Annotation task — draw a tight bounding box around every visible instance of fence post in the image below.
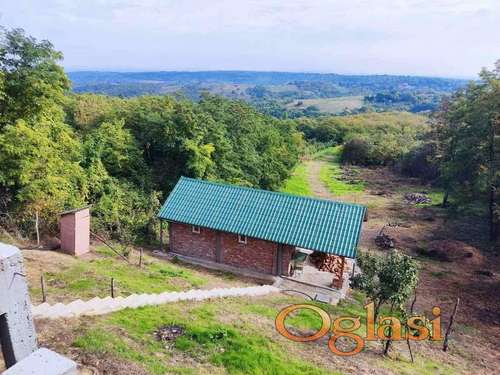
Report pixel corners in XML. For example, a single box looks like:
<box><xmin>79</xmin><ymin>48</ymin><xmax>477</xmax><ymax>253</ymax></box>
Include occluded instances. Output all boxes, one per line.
<box><xmin>111</xmin><ymin>277</ymin><xmax>115</xmax><ymax>298</ymax></box>
<box><xmin>41</xmin><ymin>273</ymin><xmax>47</xmax><ymax>303</ymax></box>
<box><xmin>160</xmin><ymin>220</ymin><xmax>164</xmax><ymax>252</ymax></box>
<box><xmin>139</xmin><ymin>248</ymin><xmax>143</xmax><ymax>267</ymax></box>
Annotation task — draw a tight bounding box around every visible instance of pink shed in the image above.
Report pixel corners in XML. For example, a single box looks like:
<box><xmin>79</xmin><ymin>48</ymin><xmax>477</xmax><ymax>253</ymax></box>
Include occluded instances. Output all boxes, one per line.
<box><xmin>59</xmin><ymin>206</ymin><xmax>91</xmax><ymax>256</ymax></box>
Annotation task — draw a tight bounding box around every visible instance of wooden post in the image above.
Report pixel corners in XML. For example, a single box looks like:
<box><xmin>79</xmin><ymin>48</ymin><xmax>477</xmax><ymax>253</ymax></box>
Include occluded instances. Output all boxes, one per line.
<box><xmin>111</xmin><ymin>277</ymin><xmax>115</xmax><ymax>298</ymax></box>
<box><xmin>443</xmin><ymin>297</ymin><xmax>460</xmax><ymax>352</ymax></box>
<box><xmin>332</xmin><ymin>256</ymin><xmax>345</xmax><ymax>289</ymax></box>
<box><xmin>40</xmin><ymin>274</ymin><xmax>46</xmax><ymax>303</ymax></box>
<box><xmin>406</xmin><ymin>289</ymin><xmax>417</xmax><ymax>363</ymax></box>
<box><xmin>35</xmin><ymin>211</ymin><xmax>40</xmax><ymax>248</ymax></box>
<box><xmin>159</xmin><ymin>220</ymin><xmax>164</xmax><ymax>252</ymax></box>
<box><xmin>139</xmin><ymin>248</ymin><xmax>143</xmax><ymax>267</ymax></box>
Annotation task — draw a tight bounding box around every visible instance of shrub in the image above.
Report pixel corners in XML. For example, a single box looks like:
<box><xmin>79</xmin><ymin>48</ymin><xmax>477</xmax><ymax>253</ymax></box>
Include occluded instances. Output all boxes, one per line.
<box><xmin>400</xmin><ymin>142</ymin><xmax>439</xmax><ymax>181</ymax></box>
<box><xmin>341</xmin><ymin>138</ymin><xmax>372</xmax><ymax>165</ymax></box>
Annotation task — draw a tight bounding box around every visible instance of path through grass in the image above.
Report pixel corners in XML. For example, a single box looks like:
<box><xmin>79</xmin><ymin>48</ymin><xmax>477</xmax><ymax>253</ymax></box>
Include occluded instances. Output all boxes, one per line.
<box><xmin>317</xmin><ymin>147</ymin><xmax>364</xmax><ymax>197</ymax></box>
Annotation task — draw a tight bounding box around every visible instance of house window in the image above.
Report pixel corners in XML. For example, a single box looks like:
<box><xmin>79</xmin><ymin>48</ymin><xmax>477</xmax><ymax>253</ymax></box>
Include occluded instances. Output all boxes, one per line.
<box><xmin>192</xmin><ymin>225</ymin><xmax>201</xmax><ymax>234</ymax></box>
<box><xmin>238</xmin><ymin>234</ymin><xmax>247</xmax><ymax>244</ymax></box>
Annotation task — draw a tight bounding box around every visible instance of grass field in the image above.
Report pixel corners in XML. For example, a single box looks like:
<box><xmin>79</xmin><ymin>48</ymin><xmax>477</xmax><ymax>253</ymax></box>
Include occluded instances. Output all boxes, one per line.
<box><xmin>25</xmin><ymin>246</ymin><xmax>249</xmax><ymax>304</ymax></box>
<box><xmin>287</xmin><ymin>96</ymin><xmax>364</xmax><ymax>114</ymax></box>
<box><xmin>280</xmin><ymin>163</ymin><xmax>312</xmax><ymax>196</ymax></box>
<box><xmin>317</xmin><ymin>147</ymin><xmax>365</xmax><ymax>196</ymax></box>
<box><xmin>73</xmin><ymin>295</ymin><xmax>345</xmax><ymax>375</ymax></box>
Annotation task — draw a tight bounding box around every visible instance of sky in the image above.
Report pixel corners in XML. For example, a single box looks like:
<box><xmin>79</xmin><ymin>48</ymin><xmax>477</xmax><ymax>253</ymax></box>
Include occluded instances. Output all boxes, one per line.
<box><xmin>0</xmin><ymin>0</ymin><xmax>499</xmax><ymax>77</ymax></box>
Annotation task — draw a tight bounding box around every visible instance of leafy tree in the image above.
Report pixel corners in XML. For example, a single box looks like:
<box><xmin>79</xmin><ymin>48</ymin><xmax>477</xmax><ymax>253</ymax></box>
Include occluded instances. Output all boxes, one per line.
<box><xmin>351</xmin><ymin>250</ymin><xmax>419</xmax><ymax>355</ymax></box>
<box><xmin>433</xmin><ymin>61</ymin><xmax>500</xmax><ymax>239</ymax></box>
<box><xmin>0</xmin><ymin>27</ymin><xmax>70</xmax><ymax>127</ymax></box>
<box><xmin>351</xmin><ymin>250</ymin><xmax>419</xmax><ymax>320</ymax></box>
<box><xmin>0</xmin><ymin>119</ymin><xmax>87</xmax><ymax>228</ymax></box>
<box><xmin>84</xmin><ymin>119</ymin><xmax>150</xmax><ymax>186</ymax></box>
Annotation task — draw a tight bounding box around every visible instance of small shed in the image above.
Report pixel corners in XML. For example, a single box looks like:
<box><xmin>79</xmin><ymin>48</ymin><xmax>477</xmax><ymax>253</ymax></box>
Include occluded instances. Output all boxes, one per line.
<box><xmin>59</xmin><ymin>206</ymin><xmax>91</xmax><ymax>256</ymax></box>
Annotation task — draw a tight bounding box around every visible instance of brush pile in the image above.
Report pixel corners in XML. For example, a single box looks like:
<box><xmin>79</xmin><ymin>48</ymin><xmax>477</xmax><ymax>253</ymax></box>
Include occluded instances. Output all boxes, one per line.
<box><xmin>404</xmin><ymin>192</ymin><xmax>431</xmax><ymax>204</ymax></box>
<box><xmin>155</xmin><ymin>325</ymin><xmax>185</xmax><ymax>342</ymax></box>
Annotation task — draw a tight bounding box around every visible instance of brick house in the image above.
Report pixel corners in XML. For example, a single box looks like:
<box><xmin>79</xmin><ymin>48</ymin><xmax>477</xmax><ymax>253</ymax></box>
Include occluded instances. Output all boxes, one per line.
<box><xmin>158</xmin><ymin>177</ymin><xmax>366</xmax><ymax>284</ymax></box>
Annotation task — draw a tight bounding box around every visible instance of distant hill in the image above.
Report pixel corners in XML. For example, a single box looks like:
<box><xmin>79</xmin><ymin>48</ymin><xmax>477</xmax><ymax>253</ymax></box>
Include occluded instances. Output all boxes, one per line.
<box><xmin>67</xmin><ymin>70</ymin><xmax>470</xmax><ymax>116</ymax></box>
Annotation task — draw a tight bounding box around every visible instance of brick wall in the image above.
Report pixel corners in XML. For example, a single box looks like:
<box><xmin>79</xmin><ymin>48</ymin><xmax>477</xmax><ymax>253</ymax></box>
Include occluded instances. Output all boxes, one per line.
<box><xmin>169</xmin><ymin>222</ymin><xmax>217</xmax><ymax>261</ymax></box>
<box><xmin>169</xmin><ymin>222</ymin><xmax>294</xmax><ymax>275</ymax></box>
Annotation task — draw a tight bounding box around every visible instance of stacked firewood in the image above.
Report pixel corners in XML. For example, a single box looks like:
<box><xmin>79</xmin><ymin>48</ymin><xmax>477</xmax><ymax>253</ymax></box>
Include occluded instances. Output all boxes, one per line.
<box><xmin>310</xmin><ymin>252</ymin><xmax>338</xmax><ymax>272</ymax></box>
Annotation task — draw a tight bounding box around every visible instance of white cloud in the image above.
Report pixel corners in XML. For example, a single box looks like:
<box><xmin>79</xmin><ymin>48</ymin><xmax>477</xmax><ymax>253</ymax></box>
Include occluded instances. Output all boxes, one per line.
<box><xmin>0</xmin><ymin>0</ymin><xmax>498</xmax><ymax>76</ymax></box>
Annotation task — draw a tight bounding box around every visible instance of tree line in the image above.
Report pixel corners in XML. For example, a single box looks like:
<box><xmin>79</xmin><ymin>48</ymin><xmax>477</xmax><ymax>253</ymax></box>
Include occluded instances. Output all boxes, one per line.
<box><xmin>0</xmin><ymin>28</ymin><xmax>301</xmax><ymax>243</ymax></box>
<box><xmin>297</xmin><ymin>62</ymin><xmax>500</xmax><ymax>242</ymax></box>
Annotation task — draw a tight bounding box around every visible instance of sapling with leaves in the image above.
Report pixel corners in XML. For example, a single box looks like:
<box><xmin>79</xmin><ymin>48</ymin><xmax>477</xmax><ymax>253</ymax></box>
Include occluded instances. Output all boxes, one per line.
<box><xmin>351</xmin><ymin>250</ymin><xmax>419</xmax><ymax>355</ymax></box>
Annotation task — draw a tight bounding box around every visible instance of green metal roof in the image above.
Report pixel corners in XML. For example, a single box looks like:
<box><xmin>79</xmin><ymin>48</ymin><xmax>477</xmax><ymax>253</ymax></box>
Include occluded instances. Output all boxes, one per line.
<box><xmin>158</xmin><ymin>177</ymin><xmax>366</xmax><ymax>258</ymax></box>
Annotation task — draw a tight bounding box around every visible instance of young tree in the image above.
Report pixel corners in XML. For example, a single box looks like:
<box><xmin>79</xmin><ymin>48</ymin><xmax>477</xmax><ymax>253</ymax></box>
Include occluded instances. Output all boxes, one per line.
<box><xmin>351</xmin><ymin>250</ymin><xmax>419</xmax><ymax>355</ymax></box>
<box><xmin>352</xmin><ymin>250</ymin><xmax>419</xmax><ymax>319</ymax></box>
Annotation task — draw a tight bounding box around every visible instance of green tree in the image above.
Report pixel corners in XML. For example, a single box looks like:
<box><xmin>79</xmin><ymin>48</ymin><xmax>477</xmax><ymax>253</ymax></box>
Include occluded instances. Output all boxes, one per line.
<box><xmin>0</xmin><ymin>27</ymin><xmax>70</xmax><ymax>127</ymax></box>
<box><xmin>351</xmin><ymin>250</ymin><xmax>419</xmax><ymax>355</ymax></box>
<box><xmin>0</xmin><ymin>119</ymin><xmax>87</xmax><ymax>228</ymax></box>
<box><xmin>434</xmin><ymin>61</ymin><xmax>500</xmax><ymax>239</ymax></box>
<box><xmin>351</xmin><ymin>250</ymin><xmax>419</xmax><ymax>320</ymax></box>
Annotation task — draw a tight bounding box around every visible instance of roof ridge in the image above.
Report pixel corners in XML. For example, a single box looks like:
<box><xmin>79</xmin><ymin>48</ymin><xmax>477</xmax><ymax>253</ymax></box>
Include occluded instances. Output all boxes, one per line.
<box><xmin>179</xmin><ymin>176</ymin><xmax>366</xmax><ymax>209</ymax></box>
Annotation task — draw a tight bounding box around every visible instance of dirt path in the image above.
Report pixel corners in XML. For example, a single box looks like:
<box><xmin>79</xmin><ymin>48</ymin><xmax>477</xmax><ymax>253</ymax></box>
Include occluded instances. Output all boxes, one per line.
<box><xmin>306</xmin><ymin>160</ymin><xmax>333</xmax><ymax>199</ymax></box>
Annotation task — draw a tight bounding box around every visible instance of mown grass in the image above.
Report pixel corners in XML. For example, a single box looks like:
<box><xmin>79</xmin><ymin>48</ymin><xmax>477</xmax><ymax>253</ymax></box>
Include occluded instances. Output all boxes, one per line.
<box><xmin>37</xmin><ymin>246</ymin><xmax>207</xmax><ymax>300</ymax></box>
<box><xmin>280</xmin><ymin>163</ymin><xmax>313</xmax><ymax>196</ymax></box>
<box><xmin>317</xmin><ymin>147</ymin><xmax>365</xmax><ymax>196</ymax></box>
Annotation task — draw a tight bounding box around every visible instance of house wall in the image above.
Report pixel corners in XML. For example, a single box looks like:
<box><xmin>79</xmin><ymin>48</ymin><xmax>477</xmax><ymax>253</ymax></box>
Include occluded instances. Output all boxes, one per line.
<box><xmin>168</xmin><ymin>222</ymin><xmax>294</xmax><ymax>275</ymax></box>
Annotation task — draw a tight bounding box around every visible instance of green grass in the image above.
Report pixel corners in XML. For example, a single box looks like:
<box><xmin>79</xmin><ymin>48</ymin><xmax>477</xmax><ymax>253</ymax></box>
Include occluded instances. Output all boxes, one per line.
<box><xmin>287</xmin><ymin>96</ymin><xmax>364</xmax><ymax>114</ymax></box>
<box><xmin>38</xmin><ymin>246</ymin><xmax>207</xmax><ymax>299</ymax></box>
<box><xmin>280</xmin><ymin>163</ymin><xmax>313</xmax><ymax>196</ymax></box>
<box><xmin>73</xmin><ymin>299</ymin><xmax>340</xmax><ymax>375</ymax></box>
<box><xmin>317</xmin><ymin>147</ymin><xmax>364</xmax><ymax>196</ymax></box>
<box><xmin>70</xmin><ymin>289</ymin><xmax>459</xmax><ymax>375</ymax></box>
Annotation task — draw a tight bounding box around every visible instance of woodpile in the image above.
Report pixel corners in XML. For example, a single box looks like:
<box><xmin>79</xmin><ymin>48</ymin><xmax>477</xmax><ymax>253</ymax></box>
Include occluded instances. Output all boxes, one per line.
<box><xmin>310</xmin><ymin>252</ymin><xmax>339</xmax><ymax>272</ymax></box>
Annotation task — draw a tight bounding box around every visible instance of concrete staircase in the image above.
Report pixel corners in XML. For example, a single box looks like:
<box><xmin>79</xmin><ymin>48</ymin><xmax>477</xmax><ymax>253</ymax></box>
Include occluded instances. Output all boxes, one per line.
<box><xmin>32</xmin><ymin>285</ymin><xmax>279</xmax><ymax>319</ymax></box>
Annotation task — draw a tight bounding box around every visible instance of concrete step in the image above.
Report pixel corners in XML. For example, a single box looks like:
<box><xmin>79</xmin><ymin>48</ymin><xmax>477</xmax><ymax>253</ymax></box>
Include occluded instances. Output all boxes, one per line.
<box><xmin>32</xmin><ymin>285</ymin><xmax>279</xmax><ymax>319</ymax></box>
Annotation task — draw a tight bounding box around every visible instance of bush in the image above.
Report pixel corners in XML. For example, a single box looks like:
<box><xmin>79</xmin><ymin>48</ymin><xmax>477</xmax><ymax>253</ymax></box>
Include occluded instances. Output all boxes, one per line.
<box><xmin>400</xmin><ymin>142</ymin><xmax>439</xmax><ymax>181</ymax></box>
<box><xmin>341</xmin><ymin>138</ymin><xmax>372</xmax><ymax>165</ymax></box>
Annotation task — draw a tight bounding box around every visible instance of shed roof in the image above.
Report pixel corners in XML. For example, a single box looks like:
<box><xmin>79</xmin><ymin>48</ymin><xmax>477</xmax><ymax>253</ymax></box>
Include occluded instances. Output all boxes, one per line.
<box><xmin>158</xmin><ymin>177</ymin><xmax>366</xmax><ymax>258</ymax></box>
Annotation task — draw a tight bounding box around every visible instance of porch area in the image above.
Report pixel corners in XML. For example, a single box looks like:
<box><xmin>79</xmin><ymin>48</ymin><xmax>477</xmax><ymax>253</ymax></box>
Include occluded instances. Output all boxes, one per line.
<box><xmin>278</xmin><ymin>251</ymin><xmax>355</xmax><ymax>304</ymax></box>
